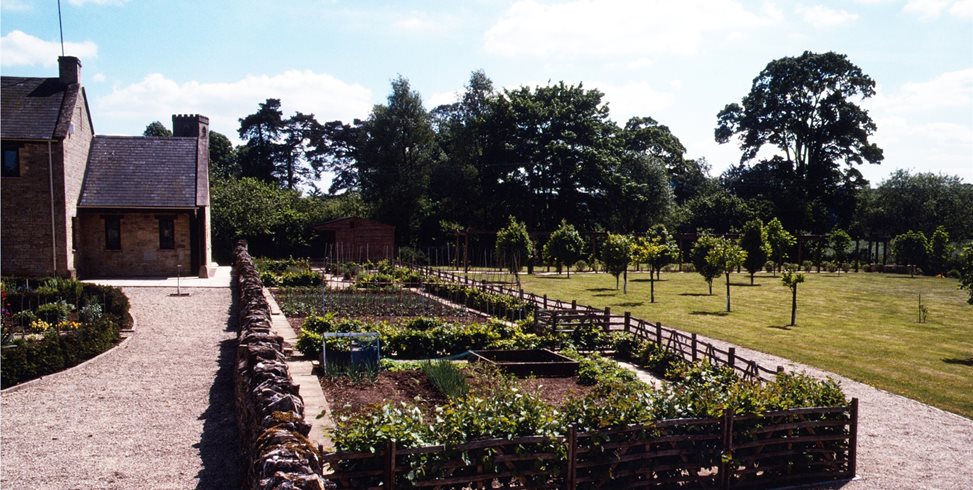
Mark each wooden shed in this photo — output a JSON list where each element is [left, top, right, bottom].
[[314, 217, 395, 262]]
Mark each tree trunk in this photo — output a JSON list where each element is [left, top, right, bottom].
[[750, 273, 755, 285], [708, 280, 713, 296], [623, 270, 628, 294], [790, 285, 798, 326], [650, 278, 655, 303], [725, 272, 732, 312]]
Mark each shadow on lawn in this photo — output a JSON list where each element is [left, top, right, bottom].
[[616, 301, 644, 307], [631, 278, 668, 283], [768, 325, 793, 331], [587, 287, 615, 292], [679, 293, 710, 297], [690, 310, 729, 317], [942, 357, 973, 366]]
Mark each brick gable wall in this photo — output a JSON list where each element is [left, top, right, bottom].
[[0, 142, 58, 276]]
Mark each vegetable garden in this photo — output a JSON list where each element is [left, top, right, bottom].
[[259, 258, 858, 489]]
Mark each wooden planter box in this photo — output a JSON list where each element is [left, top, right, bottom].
[[469, 349, 579, 377]]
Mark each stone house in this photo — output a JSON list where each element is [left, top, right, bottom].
[[1, 57, 215, 278]]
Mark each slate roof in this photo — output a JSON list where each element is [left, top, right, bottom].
[[0, 77, 79, 140], [78, 136, 200, 208]]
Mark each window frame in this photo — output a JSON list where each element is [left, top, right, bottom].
[[158, 216, 175, 250], [104, 216, 121, 250], [1, 142, 20, 177]]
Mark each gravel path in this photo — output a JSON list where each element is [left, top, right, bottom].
[[689, 333, 973, 489], [1, 287, 242, 489]]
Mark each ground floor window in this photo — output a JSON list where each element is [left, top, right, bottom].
[[1, 142, 19, 177], [159, 217, 174, 249], [105, 216, 121, 250]]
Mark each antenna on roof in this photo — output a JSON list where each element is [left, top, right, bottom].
[[58, 0, 65, 56]]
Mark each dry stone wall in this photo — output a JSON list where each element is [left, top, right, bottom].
[[234, 241, 334, 490]]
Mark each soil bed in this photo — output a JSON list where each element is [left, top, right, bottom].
[[322, 367, 596, 420]]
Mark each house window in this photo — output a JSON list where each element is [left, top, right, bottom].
[[105, 216, 121, 250], [1, 143, 19, 177], [159, 217, 175, 250]]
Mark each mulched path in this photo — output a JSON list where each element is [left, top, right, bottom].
[[0, 287, 241, 489]]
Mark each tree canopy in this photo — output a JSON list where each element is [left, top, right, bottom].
[[143, 121, 172, 137], [715, 51, 883, 233], [543, 220, 586, 277]]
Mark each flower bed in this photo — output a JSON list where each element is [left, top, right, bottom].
[[1, 278, 131, 388]]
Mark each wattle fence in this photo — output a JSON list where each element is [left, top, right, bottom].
[[409, 264, 783, 382], [322, 401, 858, 489]]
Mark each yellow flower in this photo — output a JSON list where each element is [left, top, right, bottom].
[[29, 318, 51, 333], [57, 320, 82, 331]]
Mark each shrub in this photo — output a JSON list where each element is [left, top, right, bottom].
[[36, 300, 72, 324], [1, 316, 120, 388], [78, 303, 103, 323], [573, 260, 589, 273], [801, 260, 814, 272], [764, 260, 776, 273]]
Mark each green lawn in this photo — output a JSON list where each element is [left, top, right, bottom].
[[514, 270, 973, 419]]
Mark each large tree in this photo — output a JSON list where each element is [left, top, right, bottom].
[[208, 130, 239, 180], [868, 170, 973, 241], [238, 98, 285, 183], [143, 121, 172, 137], [715, 51, 883, 233], [357, 76, 438, 244]]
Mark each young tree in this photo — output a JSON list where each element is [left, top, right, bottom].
[[928, 225, 952, 276], [707, 238, 748, 312], [644, 224, 680, 281], [892, 230, 929, 278], [829, 228, 853, 268], [143, 121, 172, 137], [543, 220, 586, 277], [739, 219, 770, 285], [601, 234, 633, 292], [958, 244, 973, 304], [691, 234, 722, 295], [638, 237, 677, 303], [766, 218, 796, 275], [496, 216, 533, 288], [781, 269, 806, 326]]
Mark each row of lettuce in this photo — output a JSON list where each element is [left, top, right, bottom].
[[1, 278, 131, 388]]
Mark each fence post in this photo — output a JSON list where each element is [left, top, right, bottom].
[[571, 300, 577, 310], [624, 311, 631, 333], [655, 322, 662, 346], [385, 440, 396, 490], [849, 398, 859, 479], [777, 365, 784, 375], [566, 425, 577, 490], [691, 333, 697, 362], [543, 294, 548, 309], [603, 307, 611, 332], [728, 347, 736, 368], [520, 289, 524, 301], [719, 410, 733, 490]]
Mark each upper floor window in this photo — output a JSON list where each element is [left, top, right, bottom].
[[1, 143, 19, 177], [105, 216, 121, 250], [159, 217, 175, 250]]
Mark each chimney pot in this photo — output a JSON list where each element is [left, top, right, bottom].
[[58, 56, 82, 85]]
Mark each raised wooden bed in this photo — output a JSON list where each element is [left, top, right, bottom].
[[469, 349, 579, 377]]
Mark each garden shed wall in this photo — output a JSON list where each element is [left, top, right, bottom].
[[315, 217, 395, 262]]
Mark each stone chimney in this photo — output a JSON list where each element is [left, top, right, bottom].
[[58, 56, 82, 85], [171, 114, 210, 206]]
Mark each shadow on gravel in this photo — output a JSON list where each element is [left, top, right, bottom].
[[195, 337, 243, 489], [195, 278, 243, 489]]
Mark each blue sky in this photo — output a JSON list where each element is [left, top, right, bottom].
[[2, 0, 971, 186]]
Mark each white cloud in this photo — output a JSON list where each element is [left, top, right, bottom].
[[903, 0, 972, 19], [483, 0, 778, 59], [67, 0, 128, 6], [797, 5, 859, 28], [0, 30, 98, 67], [869, 68, 973, 113], [92, 73, 107, 82], [587, 80, 676, 123], [861, 69, 973, 182], [1, 0, 33, 12], [427, 89, 462, 108], [392, 12, 457, 35], [95, 70, 373, 141]]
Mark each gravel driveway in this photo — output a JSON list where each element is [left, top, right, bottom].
[[1, 287, 241, 489]]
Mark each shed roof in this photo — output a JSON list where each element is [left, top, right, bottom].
[[0, 76, 81, 140], [78, 136, 199, 208]]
